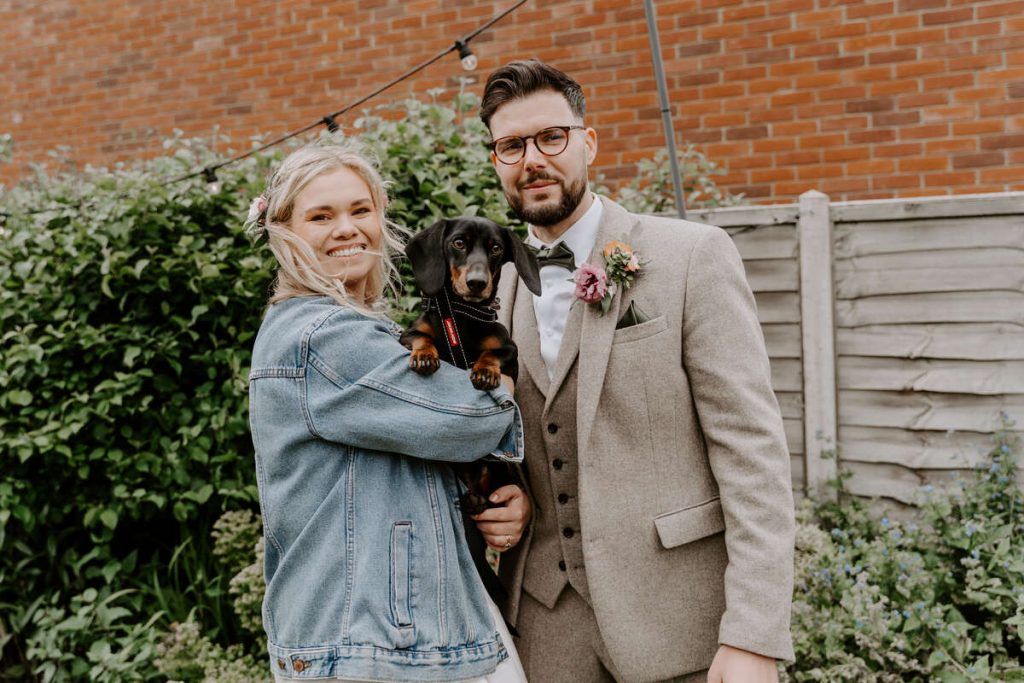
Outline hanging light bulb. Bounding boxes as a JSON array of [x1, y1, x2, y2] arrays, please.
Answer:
[[322, 115, 340, 133], [203, 167, 220, 194], [455, 40, 477, 71]]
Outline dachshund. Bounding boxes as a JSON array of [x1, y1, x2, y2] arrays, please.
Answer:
[[401, 216, 541, 515], [401, 216, 541, 606]]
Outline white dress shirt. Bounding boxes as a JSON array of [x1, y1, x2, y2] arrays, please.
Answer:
[[525, 196, 604, 381]]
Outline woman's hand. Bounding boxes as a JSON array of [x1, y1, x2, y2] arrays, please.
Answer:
[[471, 485, 531, 552]]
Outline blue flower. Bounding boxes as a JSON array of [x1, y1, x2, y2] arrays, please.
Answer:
[[890, 530, 903, 541], [1001, 444, 1010, 454], [881, 517, 891, 529], [902, 610, 911, 618], [971, 549, 980, 559]]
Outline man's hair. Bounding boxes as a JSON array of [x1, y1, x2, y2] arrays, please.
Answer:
[[479, 59, 586, 130]]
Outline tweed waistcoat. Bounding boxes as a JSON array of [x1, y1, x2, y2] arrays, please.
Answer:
[[515, 358, 590, 608]]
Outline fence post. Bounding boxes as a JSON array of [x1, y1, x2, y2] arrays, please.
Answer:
[[798, 190, 838, 500]]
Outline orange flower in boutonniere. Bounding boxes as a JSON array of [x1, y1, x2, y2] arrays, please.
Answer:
[[572, 240, 646, 315]]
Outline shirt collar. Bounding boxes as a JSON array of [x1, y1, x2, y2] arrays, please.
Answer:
[[526, 194, 603, 268]]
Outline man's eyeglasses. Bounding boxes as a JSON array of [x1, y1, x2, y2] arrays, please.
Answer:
[[489, 126, 585, 165]]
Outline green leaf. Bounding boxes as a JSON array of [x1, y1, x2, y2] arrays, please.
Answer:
[[8, 389, 32, 406], [122, 346, 141, 367], [99, 509, 118, 530]]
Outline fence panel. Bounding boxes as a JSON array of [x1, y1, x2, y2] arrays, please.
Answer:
[[692, 191, 1024, 506]]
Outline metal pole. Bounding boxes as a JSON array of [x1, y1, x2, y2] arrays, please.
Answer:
[[643, 0, 686, 219]]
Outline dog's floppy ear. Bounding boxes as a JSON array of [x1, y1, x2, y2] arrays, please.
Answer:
[[405, 219, 450, 296], [505, 229, 543, 296]]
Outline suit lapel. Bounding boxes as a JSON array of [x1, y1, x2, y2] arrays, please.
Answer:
[[542, 294, 583, 412], [576, 198, 639, 453], [505, 266, 549, 398]]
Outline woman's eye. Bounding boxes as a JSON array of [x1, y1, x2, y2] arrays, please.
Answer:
[[312, 214, 330, 221], [354, 207, 371, 216]]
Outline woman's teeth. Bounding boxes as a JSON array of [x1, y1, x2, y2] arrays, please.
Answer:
[[327, 246, 364, 257]]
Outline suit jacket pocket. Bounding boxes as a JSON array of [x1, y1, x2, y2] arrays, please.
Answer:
[[611, 314, 667, 344], [654, 496, 725, 549]]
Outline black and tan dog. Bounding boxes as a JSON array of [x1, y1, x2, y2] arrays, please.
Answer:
[[401, 216, 541, 512], [401, 216, 541, 605], [401, 216, 542, 392]]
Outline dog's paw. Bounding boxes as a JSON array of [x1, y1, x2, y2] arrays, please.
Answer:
[[409, 349, 440, 374], [470, 363, 501, 391]]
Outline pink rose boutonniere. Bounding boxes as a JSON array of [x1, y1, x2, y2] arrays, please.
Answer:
[[572, 240, 646, 315], [573, 263, 609, 304]]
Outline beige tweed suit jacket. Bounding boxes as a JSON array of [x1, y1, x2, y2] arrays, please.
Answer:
[[495, 196, 796, 682]]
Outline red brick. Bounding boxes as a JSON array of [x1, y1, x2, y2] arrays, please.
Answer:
[[873, 174, 922, 189], [897, 0, 946, 9], [950, 151, 1001, 170], [847, 2, 897, 18], [922, 7, 973, 24], [898, 157, 948, 172], [846, 97, 894, 113]]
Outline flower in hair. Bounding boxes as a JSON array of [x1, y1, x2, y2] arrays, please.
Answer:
[[245, 194, 269, 240]]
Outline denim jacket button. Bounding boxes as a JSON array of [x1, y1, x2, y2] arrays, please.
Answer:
[[277, 658, 286, 670], [293, 660, 307, 673]]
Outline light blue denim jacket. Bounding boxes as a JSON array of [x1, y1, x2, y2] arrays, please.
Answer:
[[248, 296, 524, 681]]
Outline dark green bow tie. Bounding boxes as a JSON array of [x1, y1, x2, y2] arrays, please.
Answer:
[[530, 241, 576, 271]]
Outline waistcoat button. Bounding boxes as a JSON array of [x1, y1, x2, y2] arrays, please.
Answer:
[[547, 423, 559, 434], [552, 458, 563, 470], [558, 493, 569, 504], [558, 560, 566, 571], [563, 527, 574, 538]]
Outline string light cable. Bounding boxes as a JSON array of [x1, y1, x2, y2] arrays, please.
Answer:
[[0, 0, 527, 221]]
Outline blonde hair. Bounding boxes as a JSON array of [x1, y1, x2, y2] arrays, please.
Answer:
[[250, 139, 407, 313]]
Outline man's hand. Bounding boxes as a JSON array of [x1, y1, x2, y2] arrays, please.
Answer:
[[470, 484, 531, 552], [707, 645, 778, 683]]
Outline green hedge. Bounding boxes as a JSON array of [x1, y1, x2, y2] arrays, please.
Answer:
[[0, 92, 738, 680]]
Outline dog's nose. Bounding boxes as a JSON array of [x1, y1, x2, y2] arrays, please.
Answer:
[[467, 277, 488, 293]]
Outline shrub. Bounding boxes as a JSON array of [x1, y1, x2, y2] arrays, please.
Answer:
[[784, 421, 1023, 682]]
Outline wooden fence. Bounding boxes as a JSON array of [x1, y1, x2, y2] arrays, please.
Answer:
[[689, 191, 1024, 506]]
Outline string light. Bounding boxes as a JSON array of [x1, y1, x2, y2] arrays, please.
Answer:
[[0, 0, 527, 217], [203, 167, 220, 193], [455, 40, 477, 71]]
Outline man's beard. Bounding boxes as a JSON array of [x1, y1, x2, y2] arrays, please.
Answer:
[[505, 172, 588, 227]]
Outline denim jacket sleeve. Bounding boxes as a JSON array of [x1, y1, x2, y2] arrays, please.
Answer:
[[301, 307, 524, 463]]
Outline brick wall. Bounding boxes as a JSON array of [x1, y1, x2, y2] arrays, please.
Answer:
[[2, 0, 1023, 203]]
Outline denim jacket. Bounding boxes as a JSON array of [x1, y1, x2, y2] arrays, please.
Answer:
[[248, 296, 524, 681]]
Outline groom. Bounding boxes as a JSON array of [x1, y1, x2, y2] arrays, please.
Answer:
[[474, 60, 796, 682]]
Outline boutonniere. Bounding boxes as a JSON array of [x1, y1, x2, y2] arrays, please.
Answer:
[[572, 240, 645, 315]]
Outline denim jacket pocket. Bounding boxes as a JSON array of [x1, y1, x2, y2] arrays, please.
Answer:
[[390, 521, 415, 643]]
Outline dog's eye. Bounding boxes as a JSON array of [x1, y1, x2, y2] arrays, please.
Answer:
[[490, 244, 503, 256], [452, 239, 466, 250]]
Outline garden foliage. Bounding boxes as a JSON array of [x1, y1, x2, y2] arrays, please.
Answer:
[[784, 421, 1023, 682], [0, 92, 737, 680]]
